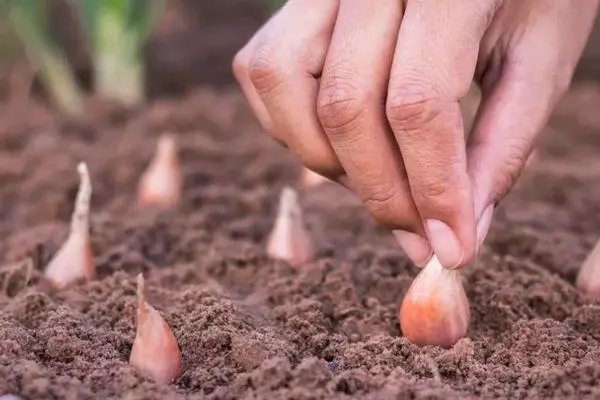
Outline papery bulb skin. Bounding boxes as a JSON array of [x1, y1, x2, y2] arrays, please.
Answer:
[[44, 234, 94, 288], [266, 187, 315, 266], [399, 255, 470, 348], [44, 162, 94, 288], [137, 133, 182, 207], [300, 167, 329, 188], [130, 274, 183, 384], [576, 239, 600, 296]]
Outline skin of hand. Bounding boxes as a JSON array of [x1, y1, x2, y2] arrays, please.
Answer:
[[232, 0, 599, 269]]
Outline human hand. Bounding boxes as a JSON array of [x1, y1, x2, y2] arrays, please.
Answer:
[[232, 0, 599, 269]]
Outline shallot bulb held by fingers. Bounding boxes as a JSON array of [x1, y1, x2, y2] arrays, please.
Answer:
[[399, 255, 470, 348], [44, 162, 94, 288], [130, 274, 183, 384], [266, 187, 315, 266], [137, 133, 182, 207], [576, 238, 600, 296]]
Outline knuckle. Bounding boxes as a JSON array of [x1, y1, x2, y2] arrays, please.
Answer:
[[362, 183, 402, 226], [317, 77, 366, 132], [386, 85, 443, 134], [248, 44, 285, 92], [284, 135, 344, 178], [412, 180, 457, 214]]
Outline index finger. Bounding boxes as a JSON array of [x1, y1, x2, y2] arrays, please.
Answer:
[[386, 0, 499, 269]]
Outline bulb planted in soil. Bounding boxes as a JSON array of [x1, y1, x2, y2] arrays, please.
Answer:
[[399, 255, 470, 348], [266, 187, 315, 266], [576, 238, 600, 296], [130, 273, 183, 384], [300, 166, 329, 188], [137, 133, 182, 207], [44, 162, 94, 288]]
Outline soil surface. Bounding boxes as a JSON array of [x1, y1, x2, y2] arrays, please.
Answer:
[[0, 79, 600, 400], [1, 3, 600, 397]]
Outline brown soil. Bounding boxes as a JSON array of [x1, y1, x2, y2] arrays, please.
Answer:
[[0, 80, 600, 400], [2, 3, 600, 399]]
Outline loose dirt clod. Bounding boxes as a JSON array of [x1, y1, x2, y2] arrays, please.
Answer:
[[1, 257, 33, 298], [576, 238, 600, 296], [43, 162, 94, 288], [266, 186, 315, 266], [130, 273, 183, 385], [137, 133, 183, 208], [399, 255, 470, 348]]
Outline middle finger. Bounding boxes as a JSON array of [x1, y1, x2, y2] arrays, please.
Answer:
[[317, 0, 432, 266]]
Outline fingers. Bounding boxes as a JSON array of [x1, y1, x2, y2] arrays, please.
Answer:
[[241, 0, 344, 178], [468, 0, 598, 248], [232, 25, 273, 133], [386, 0, 499, 269], [467, 71, 569, 244], [316, 0, 432, 266], [467, 78, 556, 252]]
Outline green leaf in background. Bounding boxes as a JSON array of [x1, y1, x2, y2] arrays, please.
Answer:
[[127, 0, 165, 45], [73, 0, 164, 52], [6, 0, 84, 114], [71, 0, 165, 105]]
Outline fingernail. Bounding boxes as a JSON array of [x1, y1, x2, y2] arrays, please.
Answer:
[[476, 204, 494, 253], [392, 230, 433, 268], [424, 219, 463, 269]]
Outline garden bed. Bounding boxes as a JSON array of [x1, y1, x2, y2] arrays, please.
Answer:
[[1, 3, 600, 399]]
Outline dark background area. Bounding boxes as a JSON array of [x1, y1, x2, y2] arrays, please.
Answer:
[[1, 0, 599, 102]]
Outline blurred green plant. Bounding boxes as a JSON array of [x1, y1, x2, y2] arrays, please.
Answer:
[[4, 0, 84, 114], [0, 11, 27, 68], [2, 0, 164, 112], [72, 0, 165, 106]]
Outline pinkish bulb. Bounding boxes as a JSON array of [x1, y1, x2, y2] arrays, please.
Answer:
[[130, 274, 183, 384], [399, 255, 470, 348], [44, 162, 94, 288], [577, 238, 600, 296], [266, 187, 315, 266], [137, 133, 182, 207]]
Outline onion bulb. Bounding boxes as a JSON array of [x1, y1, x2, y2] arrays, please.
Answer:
[[266, 187, 314, 266], [137, 133, 182, 207], [44, 162, 94, 288], [130, 273, 183, 384], [399, 255, 470, 348], [576, 238, 600, 296]]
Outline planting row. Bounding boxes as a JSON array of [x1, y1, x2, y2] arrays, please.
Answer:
[[31, 133, 600, 385]]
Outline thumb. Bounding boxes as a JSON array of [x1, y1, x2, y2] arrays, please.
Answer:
[[467, 66, 566, 248]]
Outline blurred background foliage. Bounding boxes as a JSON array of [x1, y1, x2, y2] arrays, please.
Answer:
[[0, 0, 598, 112], [0, 0, 280, 108]]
